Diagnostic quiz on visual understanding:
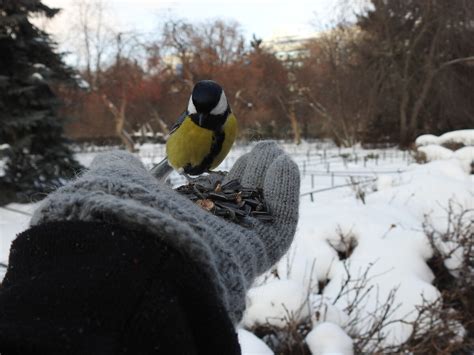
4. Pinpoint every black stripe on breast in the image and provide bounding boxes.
[184,130,225,175]
[190,108,229,130]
